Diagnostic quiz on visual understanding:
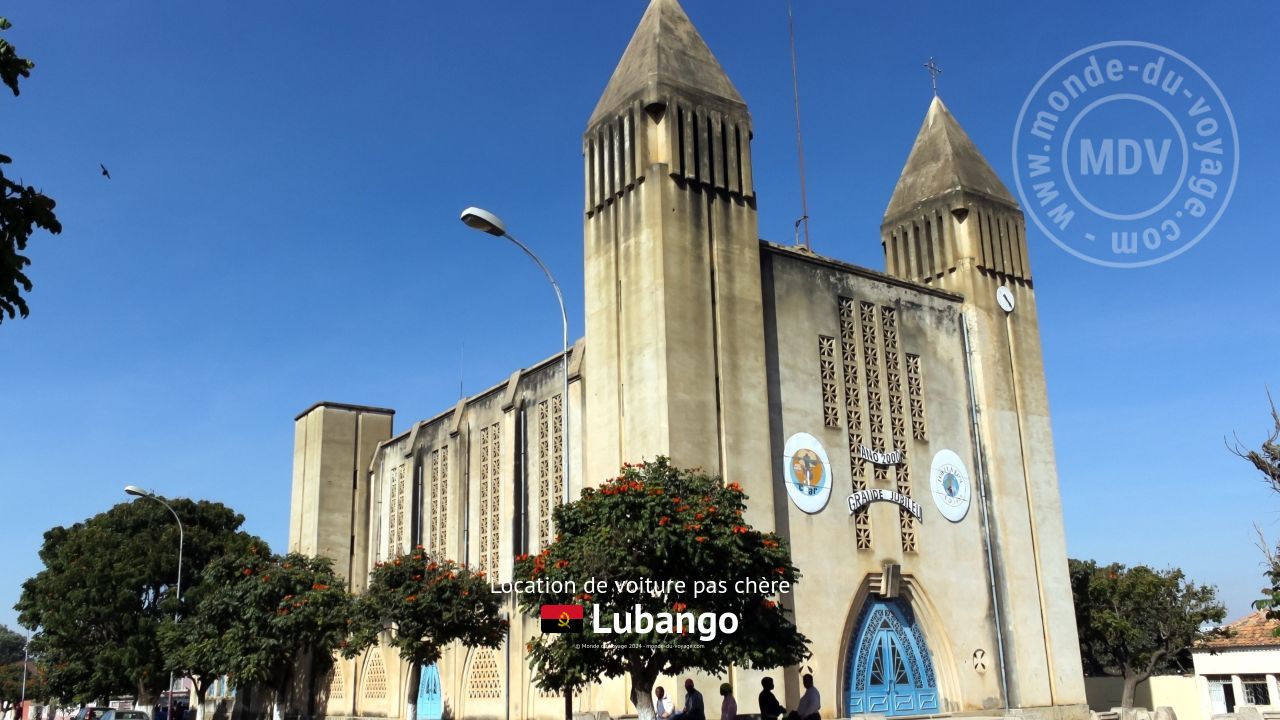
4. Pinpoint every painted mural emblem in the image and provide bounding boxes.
[782,433,832,514]
[929,449,972,523]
